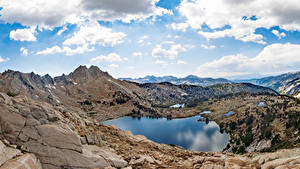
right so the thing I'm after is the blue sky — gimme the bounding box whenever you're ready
[0,0,300,79]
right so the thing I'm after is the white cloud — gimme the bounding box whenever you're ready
[36,44,94,56]
[20,47,28,56]
[57,26,68,35]
[0,0,81,30]
[10,28,36,41]
[91,53,127,63]
[138,35,149,44]
[0,0,171,30]
[177,60,187,65]
[37,22,124,56]
[200,44,216,50]
[152,42,187,60]
[0,56,9,63]
[155,60,168,67]
[36,46,63,55]
[272,30,286,39]
[81,0,172,23]
[133,52,142,57]
[196,43,300,78]
[169,22,189,32]
[63,45,95,56]
[178,0,300,44]
[63,22,126,47]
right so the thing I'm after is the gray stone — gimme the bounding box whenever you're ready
[82,145,128,168]
[25,141,110,169]
[0,93,12,105]
[36,124,82,153]
[80,136,87,144]
[0,141,22,166]
[0,110,26,143]
[0,153,42,169]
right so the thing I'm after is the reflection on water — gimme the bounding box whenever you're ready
[258,102,265,107]
[103,115,229,152]
[225,111,235,117]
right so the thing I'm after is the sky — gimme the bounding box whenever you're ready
[0,0,300,80]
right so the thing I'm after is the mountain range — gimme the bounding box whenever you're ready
[120,75,232,86]
[235,71,300,95]
[121,71,300,97]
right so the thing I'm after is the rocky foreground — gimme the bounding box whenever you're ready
[1,92,300,169]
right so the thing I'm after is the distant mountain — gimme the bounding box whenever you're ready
[279,78,300,97]
[137,82,278,107]
[235,71,300,95]
[120,75,232,86]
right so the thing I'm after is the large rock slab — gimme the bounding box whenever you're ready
[0,140,22,166]
[36,124,82,153]
[25,141,110,169]
[82,145,128,168]
[0,109,26,143]
[0,153,42,169]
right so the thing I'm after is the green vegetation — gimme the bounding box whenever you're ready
[242,128,254,147]
[6,91,18,97]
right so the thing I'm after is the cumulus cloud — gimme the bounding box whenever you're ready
[176,122,229,152]
[178,0,300,44]
[63,22,126,47]
[0,0,81,30]
[91,53,128,63]
[81,0,172,23]
[196,43,300,78]
[36,44,94,56]
[37,22,124,56]
[152,42,187,60]
[20,47,28,56]
[0,0,171,30]
[0,56,9,63]
[10,28,36,41]
[200,44,216,50]
[272,30,286,39]
[36,46,63,55]
[169,22,189,32]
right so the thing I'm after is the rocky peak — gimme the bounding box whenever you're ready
[68,65,111,82]
[53,74,71,84]
[88,65,111,78]
[42,74,54,84]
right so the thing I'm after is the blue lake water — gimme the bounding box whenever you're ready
[170,103,185,108]
[225,111,235,117]
[258,102,265,107]
[103,114,230,152]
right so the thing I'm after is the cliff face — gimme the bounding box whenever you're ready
[0,66,299,169]
[279,78,300,96]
